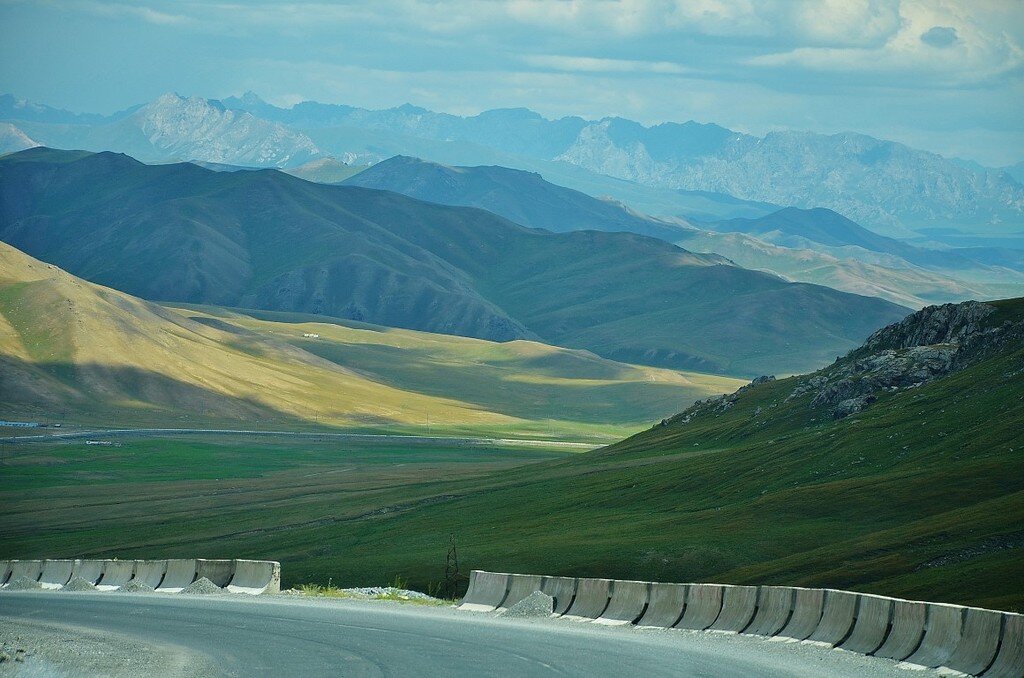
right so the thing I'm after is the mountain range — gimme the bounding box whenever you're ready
[3,92,1022,235]
[0,147,908,376]
[341,155,1021,308]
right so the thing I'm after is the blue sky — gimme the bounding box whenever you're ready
[1,0,1022,165]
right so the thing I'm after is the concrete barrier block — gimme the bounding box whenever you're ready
[458,570,509,612]
[562,578,612,621]
[226,560,280,595]
[940,607,1001,676]
[775,587,825,641]
[38,559,76,589]
[70,559,106,586]
[839,593,894,655]
[96,560,135,591]
[637,582,687,628]
[872,602,929,663]
[709,585,758,633]
[874,598,926,661]
[156,559,198,593]
[594,580,650,626]
[743,586,796,637]
[0,561,11,586]
[498,574,545,611]
[981,612,1023,678]
[131,560,168,589]
[4,560,43,587]
[196,559,233,588]
[540,576,577,616]
[805,590,858,646]
[902,602,963,668]
[674,584,724,631]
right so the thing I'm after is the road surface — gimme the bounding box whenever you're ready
[0,592,912,677]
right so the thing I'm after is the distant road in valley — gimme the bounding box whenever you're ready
[0,426,597,449]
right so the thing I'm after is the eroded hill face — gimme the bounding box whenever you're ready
[0,148,909,376]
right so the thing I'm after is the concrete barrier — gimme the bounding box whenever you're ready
[902,602,963,668]
[96,560,135,591]
[498,574,545,611]
[458,570,510,612]
[562,578,612,621]
[226,560,281,595]
[939,607,1001,676]
[4,560,42,586]
[839,593,894,655]
[540,576,577,616]
[982,612,1023,678]
[744,587,795,637]
[636,582,687,628]
[38,559,76,589]
[594,580,649,626]
[0,561,10,586]
[874,598,926,661]
[708,584,758,633]
[776,587,826,641]
[674,584,724,631]
[131,560,168,589]
[805,590,859,646]
[70,559,106,585]
[156,559,197,593]
[196,559,233,588]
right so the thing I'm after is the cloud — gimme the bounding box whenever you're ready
[920,26,958,48]
[520,55,690,75]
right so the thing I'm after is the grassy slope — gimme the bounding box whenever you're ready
[5,298,1020,611]
[0,243,741,438]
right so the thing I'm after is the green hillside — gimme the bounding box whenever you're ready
[5,296,1021,612]
[0,147,907,376]
[0,242,743,439]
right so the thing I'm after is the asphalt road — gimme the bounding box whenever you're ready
[0,592,912,677]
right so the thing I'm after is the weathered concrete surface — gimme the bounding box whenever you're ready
[594,580,649,626]
[708,585,757,633]
[71,560,106,586]
[38,560,76,590]
[458,570,509,612]
[196,559,234,588]
[227,560,281,595]
[498,574,545,611]
[540,576,577,616]
[901,602,962,668]
[562,578,612,621]
[156,559,198,594]
[805,590,858,647]
[776,588,825,641]
[636,583,687,628]
[979,612,1024,678]
[743,587,795,637]
[674,584,723,631]
[874,599,925,661]
[839,594,893,655]
[939,607,1001,676]
[131,560,168,589]
[96,560,135,591]
[4,561,42,587]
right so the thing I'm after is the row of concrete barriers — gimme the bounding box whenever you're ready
[460,571,1022,677]
[0,558,280,594]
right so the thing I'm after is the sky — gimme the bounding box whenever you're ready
[1,0,1022,165]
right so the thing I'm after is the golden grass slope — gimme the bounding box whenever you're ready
[0,243,743,438]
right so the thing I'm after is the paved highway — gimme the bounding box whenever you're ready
[0,592,909,677]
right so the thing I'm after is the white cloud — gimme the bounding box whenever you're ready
[521,54,690,74]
